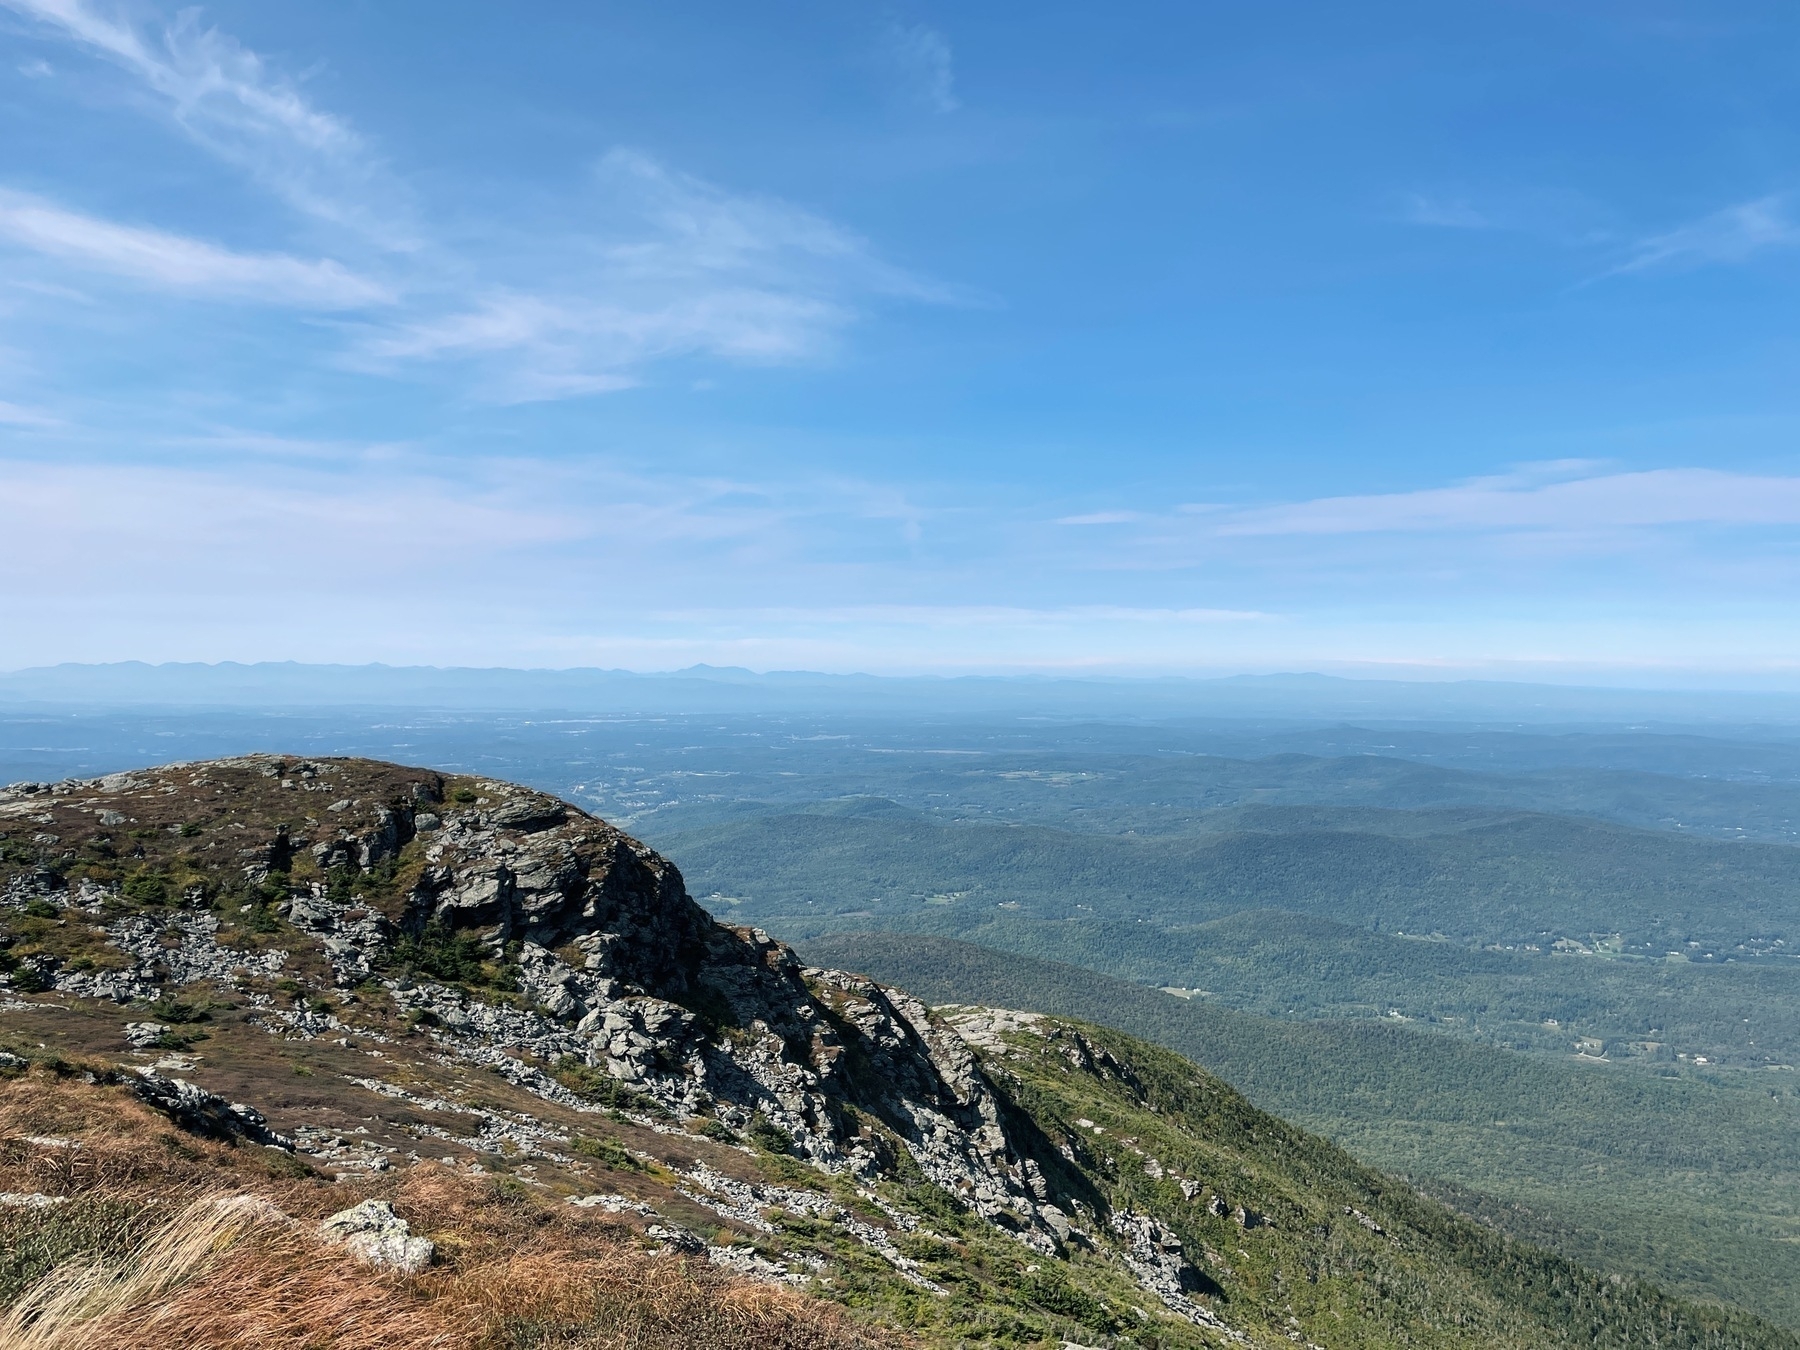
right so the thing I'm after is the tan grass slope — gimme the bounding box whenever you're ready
[0,1069,891,1350]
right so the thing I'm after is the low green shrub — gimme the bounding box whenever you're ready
[387,918,516,990]
[121,871,169,906]
[548,1057,664,1115]
[747,1114,796,1156]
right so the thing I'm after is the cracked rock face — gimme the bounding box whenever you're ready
[376,774,1075,1248]
[122,1021,168,1049]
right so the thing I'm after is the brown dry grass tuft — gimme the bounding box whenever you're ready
[0,1068,306,1205]
[452,1249,893,1350]
[2,1194,889,1350]
[47,1206,462,1350]
[0,1194,334,1350]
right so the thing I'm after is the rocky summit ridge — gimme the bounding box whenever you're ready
[0,762,1131,1289]
[4,756,1796,1350]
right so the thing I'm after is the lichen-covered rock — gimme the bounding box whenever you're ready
[0,1192,68,1208]
[319,1199,435,1273]
[1110,1210,1238,1336]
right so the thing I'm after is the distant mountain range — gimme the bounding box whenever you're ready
[7,659,1800,723]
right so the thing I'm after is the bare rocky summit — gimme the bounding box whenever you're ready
[0,761,1120,1292]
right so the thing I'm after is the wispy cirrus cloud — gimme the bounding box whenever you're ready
[2,6,948,401]
[360,149,951,400]
[595,150,946,303]
[0,399,60,428]
[1612,196,1799,275]
[0,189,390,307]
[656,603,1268,625]
[0,448,1277,665]
[0,143,933,399]
[1400,193,1491,230]
[1392,183,1621,246]
[0,0,411,243]
[0,451,940,607]
[1218,467,1800,536]
[884,21,959,114]
[1055,510,1143,526]
[1397,185,1800,276]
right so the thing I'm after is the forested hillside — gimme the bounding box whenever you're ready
[802,933,1800,1329]
[669,801,1800,1068]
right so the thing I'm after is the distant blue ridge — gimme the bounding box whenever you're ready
[5,661,1800,725]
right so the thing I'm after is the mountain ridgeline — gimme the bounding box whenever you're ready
[1,756,1795,1348]
[798,932,1800,1330]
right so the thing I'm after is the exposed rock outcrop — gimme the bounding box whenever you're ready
[386,777,1073,1247]
[131,1067,291,1149]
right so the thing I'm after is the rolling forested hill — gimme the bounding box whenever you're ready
[666,800,1800,1065]
[666,799,1800,949]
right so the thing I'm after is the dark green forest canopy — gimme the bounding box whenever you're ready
[989,1012,1799,1350]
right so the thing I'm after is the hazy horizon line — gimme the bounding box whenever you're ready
[7,657,1800,698]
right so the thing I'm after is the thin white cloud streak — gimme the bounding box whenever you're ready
[1056,511,1143,525]
[1613,196,1798,275]
[0,399,60,427]
[885,21,959,113]
[1,0,411,243]
[361,288,843,399]
[653,604,1269,625]
[595,150,948,303]
[167,427,416,461]
[1400,187,1799,273]
[0,458,585,595]
[0,190,389,307]
[1218,468,1800,536]
[1401,194,1489,229]
[0,454,933,595]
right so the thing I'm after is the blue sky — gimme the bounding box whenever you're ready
[2,1,1799,682]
